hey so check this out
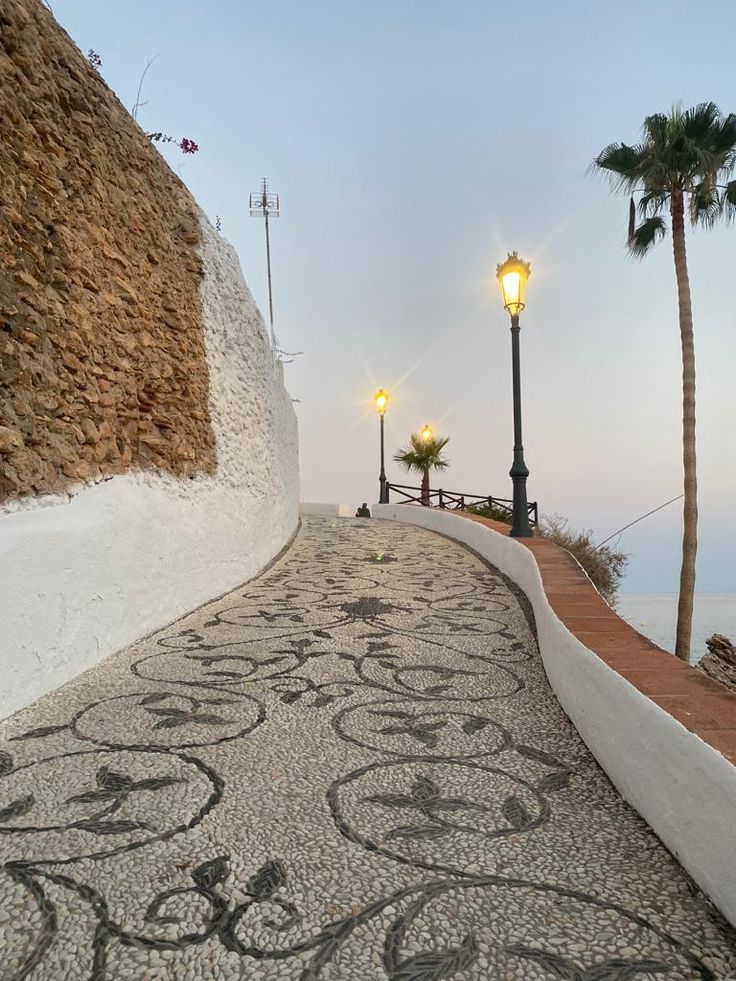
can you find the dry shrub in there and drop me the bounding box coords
[540,514,627,605]
[463,506,627,605]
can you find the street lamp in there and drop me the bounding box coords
[496,252,532,538]
[374,389,389,503]
[420,424,433,443]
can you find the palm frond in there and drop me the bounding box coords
[712,112,736,165]
[637,190,668,217]
[723,179,736,222]
[689,178,721,228]
[591,142,645,191]
[393,434,450,474]
[680,102,721,145]
[642,112,670,156]
[674,102,736,181]
[393,451,421,472]
[628,216,667,258]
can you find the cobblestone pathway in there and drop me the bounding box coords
[1,516,735,979]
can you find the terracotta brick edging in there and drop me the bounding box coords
[373,501,736,924]
[459,512,736,765]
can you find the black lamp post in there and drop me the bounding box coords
[374,389,389,503]
[496,252,532,538]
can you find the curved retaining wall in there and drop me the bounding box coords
[0,215,299,721]
[0,2,300,720]
[374,503,736,926]
[300,503,354,517]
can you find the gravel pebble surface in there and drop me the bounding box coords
[0,516,734,979]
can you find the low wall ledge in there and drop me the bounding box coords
[372,502,736,928]
[300,502,354,518]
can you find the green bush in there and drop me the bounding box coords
[463,502,515,524]
[539,513,627,605]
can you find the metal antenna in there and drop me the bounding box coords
[249,178,280,349]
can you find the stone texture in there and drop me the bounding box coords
[0,207,299,722]
[0,0,216,503]
[699,635,736,693]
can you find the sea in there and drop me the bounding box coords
[616,593,736,663]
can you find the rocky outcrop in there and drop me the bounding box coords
[699,634,736,693]
[0,0,216,502]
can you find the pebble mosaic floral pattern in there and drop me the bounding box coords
[1,517,735,979]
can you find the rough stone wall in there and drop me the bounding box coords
[0,0,216,502]
[0,207,300,720]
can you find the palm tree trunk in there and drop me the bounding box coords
[421,469,429,506]
[671,189,698,663]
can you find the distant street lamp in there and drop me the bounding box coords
[496,252,532,538]
[374,389,389,503]
[420,424,433,443]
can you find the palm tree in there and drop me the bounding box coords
[593,102,736,662]
[393,433,450,506]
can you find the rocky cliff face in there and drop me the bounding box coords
[0,0,216,501]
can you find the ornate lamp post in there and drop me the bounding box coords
[374,389,389,503]
[420,424,433,443]
[496,252,532,538]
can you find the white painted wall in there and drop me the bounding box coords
[374,503,736,927]
[300,503,354,517]
[0,212,299,720]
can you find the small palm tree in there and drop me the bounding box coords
[593,102,736,663]
[393,433,450,506]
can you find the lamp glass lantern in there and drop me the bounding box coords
[374,389,390,503]
[496,252,531,316]
[374,389,389,416]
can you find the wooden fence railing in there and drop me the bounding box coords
[385,483,538,526]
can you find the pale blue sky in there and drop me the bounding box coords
[54,0,736,592]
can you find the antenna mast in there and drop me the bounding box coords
[249,178,280,350]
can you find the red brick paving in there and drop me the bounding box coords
[458,512,736,764]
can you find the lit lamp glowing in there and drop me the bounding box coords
[497,252,530,316]
[420,424,433,443]
[374,389,390,503]
[495,252,532,538]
